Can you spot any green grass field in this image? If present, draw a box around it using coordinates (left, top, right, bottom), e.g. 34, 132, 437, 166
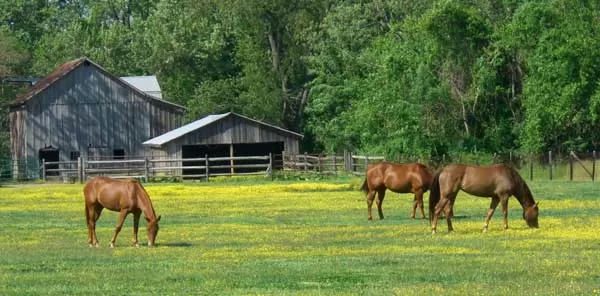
1, 179, 599, 295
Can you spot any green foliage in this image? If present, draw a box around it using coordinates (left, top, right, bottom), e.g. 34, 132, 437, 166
2, 0, 600, 159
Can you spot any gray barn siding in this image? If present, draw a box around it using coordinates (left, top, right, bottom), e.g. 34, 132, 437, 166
163, 116, 301, 157
15, 62, 183, 162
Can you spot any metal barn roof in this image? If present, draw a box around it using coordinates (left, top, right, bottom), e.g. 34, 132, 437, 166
121, 76, 162, 98
143, 112, 303, 148
10, 57, 183, 111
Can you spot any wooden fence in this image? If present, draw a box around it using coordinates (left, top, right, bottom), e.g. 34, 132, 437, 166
22, 150, 600, 183
42, 155, 273, 183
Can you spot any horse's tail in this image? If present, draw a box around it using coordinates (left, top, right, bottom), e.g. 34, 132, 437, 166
428, 171, 441, 222
361, 178, 369, 194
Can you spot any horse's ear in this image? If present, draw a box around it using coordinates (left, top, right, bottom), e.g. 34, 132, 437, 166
535, 202, 540, 208
157, 215, 162, 222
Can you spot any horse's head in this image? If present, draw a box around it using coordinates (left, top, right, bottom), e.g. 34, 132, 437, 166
146, 215, 161, 246
523, 203, 539, 228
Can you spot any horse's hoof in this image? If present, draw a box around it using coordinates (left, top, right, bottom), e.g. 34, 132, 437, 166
134, 243, 140, 248
110, 243, 115, 248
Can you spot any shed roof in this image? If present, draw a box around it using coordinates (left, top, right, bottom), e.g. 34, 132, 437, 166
143, 112, 303, 148
10, 57, 183, 111
121, 76, 162, 98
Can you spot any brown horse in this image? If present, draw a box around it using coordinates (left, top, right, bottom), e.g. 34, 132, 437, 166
361, 162, 433, 220
429, 164, 539, 234
84, 176, 161, 247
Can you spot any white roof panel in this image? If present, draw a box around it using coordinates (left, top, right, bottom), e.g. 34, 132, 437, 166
121, 75, 162, 98
143, 113, 230, 147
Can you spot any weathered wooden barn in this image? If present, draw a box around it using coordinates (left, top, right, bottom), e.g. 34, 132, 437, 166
9, 57, 185, 166
143, 112, 303, 175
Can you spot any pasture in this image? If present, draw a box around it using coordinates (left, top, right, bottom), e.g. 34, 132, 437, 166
0, 179, 599, 295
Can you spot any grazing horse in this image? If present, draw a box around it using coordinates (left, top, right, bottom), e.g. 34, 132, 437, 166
84, 176, 161, 247
361, 162, 433, 220
429, 164, 539, 234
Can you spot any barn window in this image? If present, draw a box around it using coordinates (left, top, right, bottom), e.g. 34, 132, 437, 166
113, 149, 125, 160
70, 151, 80, 161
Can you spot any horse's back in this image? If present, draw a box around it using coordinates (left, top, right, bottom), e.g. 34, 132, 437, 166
440, 164, 516, 196
84, 176, 140, 210
367, 162, 431, 192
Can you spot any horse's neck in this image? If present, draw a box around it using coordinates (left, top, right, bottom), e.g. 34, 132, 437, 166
136, 188, 157, 221
514, 180, 535, 208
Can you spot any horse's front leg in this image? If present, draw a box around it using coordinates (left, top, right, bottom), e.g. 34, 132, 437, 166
110, 209, 129, 248
132, 210, 141, 248
483, 197, 500, 232
412, 189, 426, 219
375, 189, 386, 220
501, 197, 509, 230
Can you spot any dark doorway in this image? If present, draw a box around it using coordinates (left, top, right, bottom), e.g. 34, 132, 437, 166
39, 147, 59, 176
233, 142, 284, 173
182, 144, 229, 178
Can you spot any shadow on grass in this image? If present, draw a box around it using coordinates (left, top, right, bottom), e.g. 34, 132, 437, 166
157, 242, 195, 248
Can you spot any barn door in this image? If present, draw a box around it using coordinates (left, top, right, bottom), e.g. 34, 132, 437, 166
39, 146, 59, 176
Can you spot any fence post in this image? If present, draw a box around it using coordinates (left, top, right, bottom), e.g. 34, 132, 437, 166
529, 155, 533, 181
77, 157, 82, 183
333, 154, 337, 175
593, 150, 596, 182
269, 153, 273, 180
144, 157, 150, 182
569, 151, 574, 181
81, 156, 86, 181
364, 156, 368, 173
205, 154, 209, 182
42, 158, 46, 183
281, 151, 286, 170
318, 153, 323, 173
304, 152, 308, 172
548, 150, 553, 181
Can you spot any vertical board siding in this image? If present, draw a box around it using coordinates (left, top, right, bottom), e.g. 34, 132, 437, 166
162, 115, 301, 157
12, 62, 184, 161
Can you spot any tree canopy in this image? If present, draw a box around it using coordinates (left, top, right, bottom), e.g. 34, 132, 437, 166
2, 0, 600, 159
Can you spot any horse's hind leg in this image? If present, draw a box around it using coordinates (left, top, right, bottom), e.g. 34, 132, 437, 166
86, 205, 102, 247
375, 189, 386, 220
431, 196, 451, 234
110, 209, 129, 248
444, 195, 455, 232
366, 190, 376, 220
483, 197, 500, 232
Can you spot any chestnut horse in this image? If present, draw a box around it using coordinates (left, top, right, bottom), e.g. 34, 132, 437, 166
84, 176, 161, 247
361, 162, 433, 220
429, 164, 539, 234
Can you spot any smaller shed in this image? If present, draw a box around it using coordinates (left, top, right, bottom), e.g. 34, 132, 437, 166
143, 112, 303, 175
